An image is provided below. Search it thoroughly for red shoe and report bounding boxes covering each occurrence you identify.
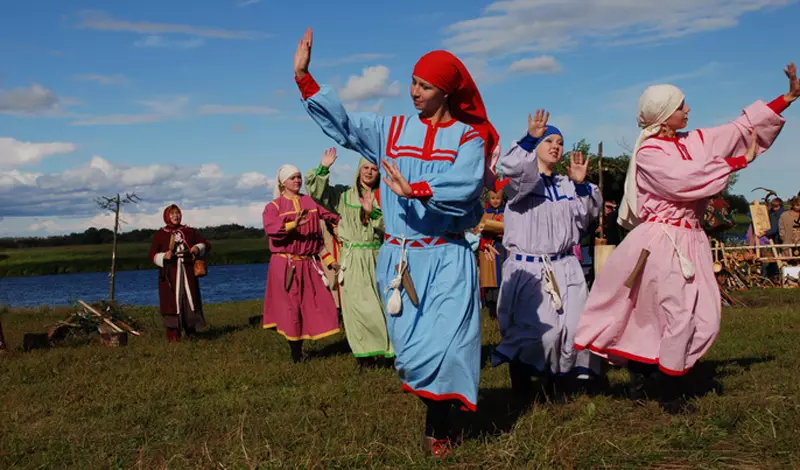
[421,436,452,460]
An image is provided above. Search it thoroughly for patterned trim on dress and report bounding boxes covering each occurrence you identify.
[262,323,341,341]
[383,234,464,248]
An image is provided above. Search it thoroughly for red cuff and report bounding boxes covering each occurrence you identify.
[494,178,510,193]
[408,182,433,199]
[295,73,321,100]
[725,155,748,171]
[767,95,789,115]
[479,238,487,250]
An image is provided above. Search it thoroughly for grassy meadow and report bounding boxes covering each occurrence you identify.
[0,238,271,277]
[0,289,798,469]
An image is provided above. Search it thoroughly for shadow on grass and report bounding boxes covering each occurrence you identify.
[451,385,536,442]
[602,355,777,400]
[194,324,250,341]
[480,343,497,369]
[306,337,352,360]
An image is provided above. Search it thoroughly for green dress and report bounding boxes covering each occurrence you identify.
[305,159,394,358]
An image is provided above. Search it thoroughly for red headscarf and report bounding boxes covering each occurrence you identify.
[162,204,183,230]
[412,50,502,189]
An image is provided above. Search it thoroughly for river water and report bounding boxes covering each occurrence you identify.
[0,263,269,308]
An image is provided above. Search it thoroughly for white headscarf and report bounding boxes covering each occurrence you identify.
[617,84,685,230]
[273,164,301,199]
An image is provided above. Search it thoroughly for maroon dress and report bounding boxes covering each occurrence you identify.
[148,225,211,332]
[262,194,341,341]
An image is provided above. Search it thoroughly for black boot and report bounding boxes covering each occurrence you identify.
[509,361,533,403]
[657,373,694,414]
[289,340,304,363]
[627,361,657,402]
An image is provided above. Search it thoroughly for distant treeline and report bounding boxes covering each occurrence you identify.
[0,224,264,250]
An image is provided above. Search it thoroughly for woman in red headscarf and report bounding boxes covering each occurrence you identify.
[148,204,211,342]
[293,28,500,458]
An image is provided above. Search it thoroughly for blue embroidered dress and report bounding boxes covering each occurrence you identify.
[300,78,484,411]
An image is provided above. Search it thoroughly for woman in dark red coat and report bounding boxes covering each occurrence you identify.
[148,204,211,342]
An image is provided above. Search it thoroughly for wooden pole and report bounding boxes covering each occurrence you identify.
[597,142,605,241]
[109,193,120,301]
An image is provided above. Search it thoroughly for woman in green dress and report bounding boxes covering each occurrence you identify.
[306,147,394,369]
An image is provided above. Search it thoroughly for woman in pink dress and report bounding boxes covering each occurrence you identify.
[262,164,341,363]
[575,62,799,411]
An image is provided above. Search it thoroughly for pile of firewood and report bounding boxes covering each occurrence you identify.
[45,300,142,347]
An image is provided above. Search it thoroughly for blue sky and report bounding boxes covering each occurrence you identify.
[1,0,799,236]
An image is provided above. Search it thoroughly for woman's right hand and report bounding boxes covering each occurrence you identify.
[744,127,759,164]
[294,28,312,79]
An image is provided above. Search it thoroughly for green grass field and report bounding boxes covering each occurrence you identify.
[0,238,271,277]
[0,289,798,469]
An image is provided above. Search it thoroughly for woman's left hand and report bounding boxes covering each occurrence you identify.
[190,245,200,255]
[381,159,412,198]
[567,151,589,184]
[784,62,799,103]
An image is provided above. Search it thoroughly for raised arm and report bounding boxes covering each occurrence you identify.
[698,62,796,160]
[500,137,543,205]
[294,29,386,164]
[636,146,745,202]
[566,151,602,231]
[304,147,348,211]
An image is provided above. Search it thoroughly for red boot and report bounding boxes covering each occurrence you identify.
[166,328,181,343]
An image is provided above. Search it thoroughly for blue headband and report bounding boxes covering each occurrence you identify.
[521,125,563,149]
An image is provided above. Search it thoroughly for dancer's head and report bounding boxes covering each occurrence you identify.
[275,164,302,199]
[533,125,564,169]
[357,158,379,189]
[770,197,784,212]
[411,50,500,189]
[487,189,503,209]
[163,204,182,227]
[638,84,689,135]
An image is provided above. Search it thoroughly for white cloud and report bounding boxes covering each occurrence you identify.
[0,138,77,168]
[508,55,562,74]
[0,157,275,224]
[442,0,794,57]
[197,104,278,116]
[343,100,384,113]
[75,10,266,39]
[0,84,66,116]
[317,53,395,68]
[73,74,128,85]
[339,66,401,103]
[237,0,265,7]
[133,35,205,49]
[1,202,272,237]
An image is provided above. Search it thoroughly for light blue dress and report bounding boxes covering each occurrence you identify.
[302,83,484,410]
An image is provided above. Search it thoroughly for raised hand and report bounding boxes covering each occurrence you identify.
[527,109,550,138]
[567,151,589,183]
[321,147,337,167]
[745,127,759,164]
[381,158,412,198]
[294,28,313,78]
[784,62,799,103]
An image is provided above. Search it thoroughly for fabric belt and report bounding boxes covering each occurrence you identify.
[512,252,573,263]
[276,253,314,260]
[646,216,701,229]
[342,241,382,249]
[384,233,464,248]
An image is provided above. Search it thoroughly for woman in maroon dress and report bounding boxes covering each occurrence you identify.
[148,204,211,342]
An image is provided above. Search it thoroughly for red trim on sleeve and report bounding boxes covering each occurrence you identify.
[725,155,748,171]
[479,237,487,250]
[295,73,321,100]
[408,181,433,199]
[374,188,381,206]
[493,178,510,192]
[696,129,704,145]
[767,95,789,115]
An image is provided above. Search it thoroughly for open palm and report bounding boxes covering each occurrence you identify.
[567,151,589,183]
[294,28,312,77]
